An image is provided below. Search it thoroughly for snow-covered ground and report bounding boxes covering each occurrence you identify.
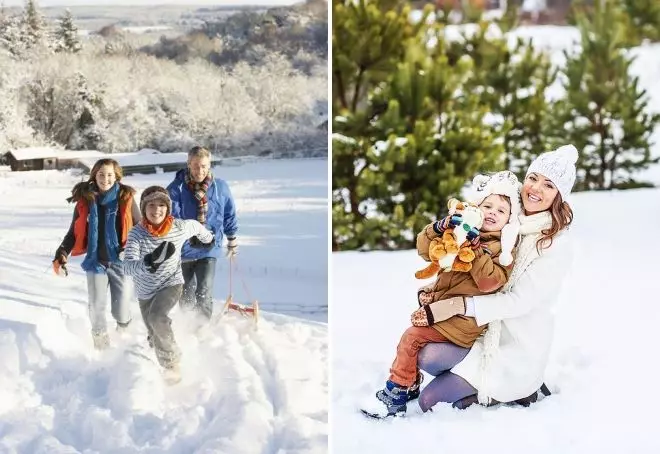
[0,158,328,453]
[331,187,660,453]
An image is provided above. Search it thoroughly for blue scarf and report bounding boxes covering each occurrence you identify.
[81,183,120,273]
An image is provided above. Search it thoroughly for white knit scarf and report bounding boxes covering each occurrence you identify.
[478,211,553,404]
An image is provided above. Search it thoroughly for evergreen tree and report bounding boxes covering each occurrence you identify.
[553,0,660,191]
[620,0,660,44]
[332,0,430,250]
[0,15,26,57]
[54,9,81,53]
[332,0,505,250]
[444,20,557,180]
[22,0,48,50]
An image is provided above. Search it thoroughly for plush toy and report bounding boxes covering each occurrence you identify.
[415,198,484,279]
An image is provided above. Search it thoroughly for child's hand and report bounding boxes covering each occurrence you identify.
[411,306,431,327]
[417,290,433,306]
[466,227,480,241]
[144,241,176,273]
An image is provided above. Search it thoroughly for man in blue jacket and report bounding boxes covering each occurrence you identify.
[167,146,238,320]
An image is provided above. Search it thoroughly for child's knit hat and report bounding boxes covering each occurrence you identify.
[140,186,172,218]
[468,170,522,267]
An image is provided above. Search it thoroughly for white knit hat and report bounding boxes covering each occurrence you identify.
[526,144,579,201]
[468,170,522,267]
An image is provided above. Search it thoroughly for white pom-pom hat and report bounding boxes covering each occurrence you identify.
[468,170,522,267]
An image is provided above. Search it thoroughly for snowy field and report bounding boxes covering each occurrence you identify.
[0,158,328,453]
[331,186,660,453]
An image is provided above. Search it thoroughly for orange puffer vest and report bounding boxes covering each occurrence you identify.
[70,193,134,256]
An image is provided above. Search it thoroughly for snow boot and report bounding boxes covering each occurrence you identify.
[360,380,409,419]
[162,363,181,385]
[116,320,131,333]
[407,371,424,401]
[92,331,110,350]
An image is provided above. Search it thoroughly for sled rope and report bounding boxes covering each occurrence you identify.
[223,255,259,326]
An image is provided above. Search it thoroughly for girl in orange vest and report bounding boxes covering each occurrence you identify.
[52,158,141,349]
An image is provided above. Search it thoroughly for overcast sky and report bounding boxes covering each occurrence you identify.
[2,0,300,6]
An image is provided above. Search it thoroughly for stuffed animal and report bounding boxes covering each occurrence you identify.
[415,198,484,279]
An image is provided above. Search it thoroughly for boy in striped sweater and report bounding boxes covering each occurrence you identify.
[122,186,214,384]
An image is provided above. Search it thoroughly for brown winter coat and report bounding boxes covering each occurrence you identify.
[416,223,515,348]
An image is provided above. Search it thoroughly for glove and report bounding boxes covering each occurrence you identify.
[417,287,434,307]
[467,228,481,249]
[144,241,176,273]
[52,248,68,277]
[433,214,462,234]
[466,226,480,242]
[226,237,238,258]
[189,235,215,249]
[411,297,466,327]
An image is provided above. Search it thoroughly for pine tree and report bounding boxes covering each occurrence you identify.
[0,14,26,57]
[444,20,557,180]
[54,9,81,53]
[332,0,505,250]
[22,0,48,50]
[332,0,431,250]
[620,0,660,44]
[553,0,660,191]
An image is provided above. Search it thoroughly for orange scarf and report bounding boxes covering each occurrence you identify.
[141,215,174,237]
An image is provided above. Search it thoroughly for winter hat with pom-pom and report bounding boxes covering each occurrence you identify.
[526,144,579,201]
[469,170,522,267]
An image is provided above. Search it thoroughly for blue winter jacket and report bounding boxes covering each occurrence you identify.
[167,170,238,260]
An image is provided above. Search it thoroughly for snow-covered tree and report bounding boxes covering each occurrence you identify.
[0,14,27,57]
[22,0,48,50]
[54,9,81,53]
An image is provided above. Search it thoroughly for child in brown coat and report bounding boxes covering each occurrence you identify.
[361,171,522,419]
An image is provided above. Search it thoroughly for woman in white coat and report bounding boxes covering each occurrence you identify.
[414,144,578,412]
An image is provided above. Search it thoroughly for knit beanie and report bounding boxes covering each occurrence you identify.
[140,186,172,218]
[468,170,522,267]
[526,144,579,201]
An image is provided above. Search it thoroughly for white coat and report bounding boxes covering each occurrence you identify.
[451,210,574,403]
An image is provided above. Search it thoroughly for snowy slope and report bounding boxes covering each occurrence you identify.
[0,158,328,453]
[331,187,660,453]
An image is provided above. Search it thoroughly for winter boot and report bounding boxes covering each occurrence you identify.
[116,320,131,333]
[407,371,424,401]
[92,331,110,350]
[452,394,501,410]
[360,380,409,419]
[162,363,181,385]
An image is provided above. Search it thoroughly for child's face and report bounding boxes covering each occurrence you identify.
[146,201,168,226]
[95,164,116,192]
[479,194,511,232]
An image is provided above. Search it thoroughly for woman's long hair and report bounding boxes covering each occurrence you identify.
[68,159,123,203]
[537,194,573,253]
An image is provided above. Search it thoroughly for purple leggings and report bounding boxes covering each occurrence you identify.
[417,342,477,412]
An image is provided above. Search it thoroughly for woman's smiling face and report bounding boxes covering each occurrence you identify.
[522,172,559,214]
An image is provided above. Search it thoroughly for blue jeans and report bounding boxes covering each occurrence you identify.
[86,262,132,334]
[180,257,217,319]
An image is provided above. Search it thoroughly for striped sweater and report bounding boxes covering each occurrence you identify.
[122,218,213,300]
